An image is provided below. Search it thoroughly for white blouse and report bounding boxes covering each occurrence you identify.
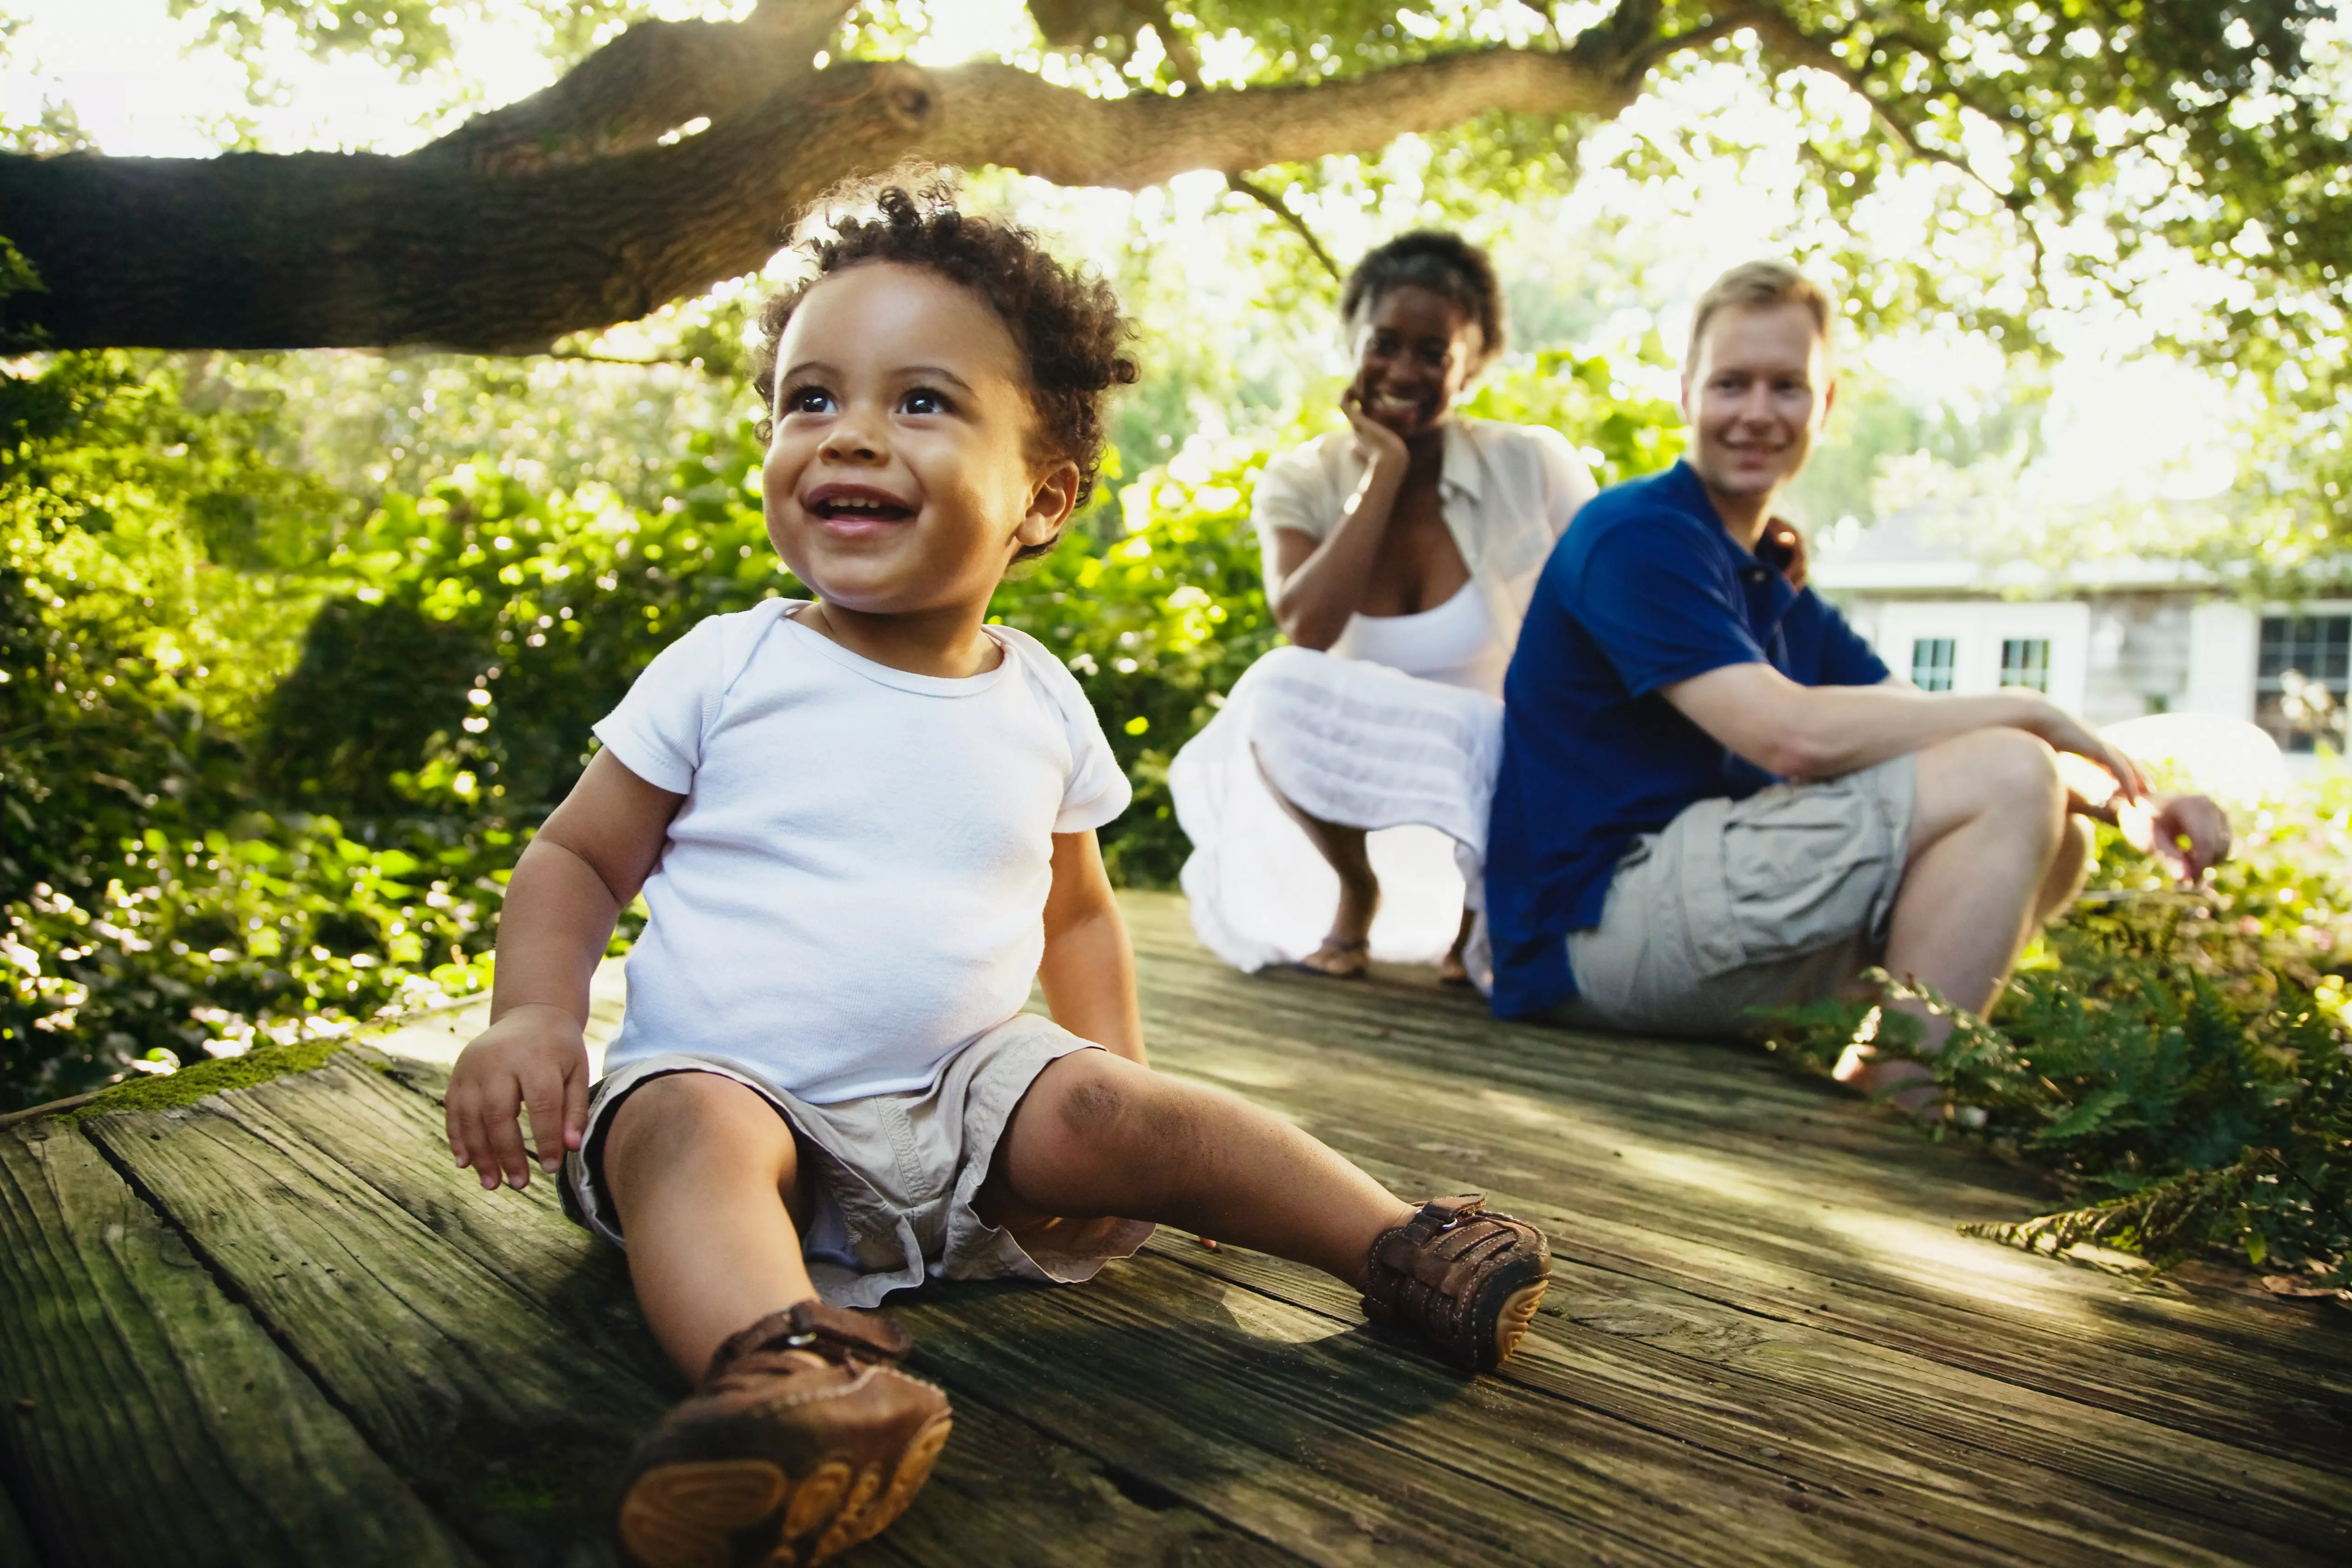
[1250,416,1598,660]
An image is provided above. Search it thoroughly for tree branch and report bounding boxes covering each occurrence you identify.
[418,0,856,175]
[916,51,1633,190]
[1224,172,1340,280]
[1,64,934,352]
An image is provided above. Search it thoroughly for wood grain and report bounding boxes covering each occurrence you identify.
[0,1124,471,1568]
[81,1086,668,1568]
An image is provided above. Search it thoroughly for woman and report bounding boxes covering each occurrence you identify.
[1170,232,1598,982]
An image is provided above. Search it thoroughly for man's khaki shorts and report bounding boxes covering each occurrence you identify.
[1553,754,1915,1039]
[562,1013,1154,1310]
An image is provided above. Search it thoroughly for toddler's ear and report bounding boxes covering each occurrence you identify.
[1016,460,1084,551]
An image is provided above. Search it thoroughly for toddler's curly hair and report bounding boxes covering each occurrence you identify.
[750,182,1140,561]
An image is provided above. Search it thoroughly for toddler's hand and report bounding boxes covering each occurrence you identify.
[445,1004,591,1193]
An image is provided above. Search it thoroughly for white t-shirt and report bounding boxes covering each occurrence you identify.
[591,599,1131,1103]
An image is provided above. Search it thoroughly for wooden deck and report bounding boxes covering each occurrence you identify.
[4,891,2349,1567]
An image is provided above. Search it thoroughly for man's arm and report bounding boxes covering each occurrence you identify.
[1663,661,2149,796]
[1039,829,1146,1065]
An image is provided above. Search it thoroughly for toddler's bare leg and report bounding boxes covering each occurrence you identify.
[978,1051,1414,1284]
[602,1072,819,1380]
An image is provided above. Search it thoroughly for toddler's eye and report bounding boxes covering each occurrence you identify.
[783,385,834,415]
[901,386,951,416]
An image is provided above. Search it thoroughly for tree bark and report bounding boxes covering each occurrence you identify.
[0,23,1641,351]
[418,0,859,175]
[0,65,935,353]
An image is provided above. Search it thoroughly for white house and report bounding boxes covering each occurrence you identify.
[1809,511,2333,761]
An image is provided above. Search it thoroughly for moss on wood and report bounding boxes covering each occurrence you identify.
[62,1039,346,1123]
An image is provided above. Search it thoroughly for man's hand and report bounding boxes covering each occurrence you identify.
[2018,700,2150,804]
[1764,517,1807,590]
[2121,792,2233,884]
[445,1004,591,1192]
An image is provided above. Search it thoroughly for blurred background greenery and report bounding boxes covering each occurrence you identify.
[5,0,2349,1290]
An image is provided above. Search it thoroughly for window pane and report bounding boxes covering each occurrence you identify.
[1909,637,1955,693]
[1999,638,2050,693]
[2256,615,2352,750]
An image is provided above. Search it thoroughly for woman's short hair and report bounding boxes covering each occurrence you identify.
[1686,261,1834,369]
[1338,231,1505,371]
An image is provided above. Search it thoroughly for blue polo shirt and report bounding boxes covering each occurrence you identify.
[1484,460,1889,1017]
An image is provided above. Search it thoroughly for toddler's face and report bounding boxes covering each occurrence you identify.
[761,261,1073,616]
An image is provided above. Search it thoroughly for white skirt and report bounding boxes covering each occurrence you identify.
[1167,644,1501,985]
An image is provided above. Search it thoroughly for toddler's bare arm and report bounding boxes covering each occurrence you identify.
[1038,830,1145,1064]
[445,750,683,1191]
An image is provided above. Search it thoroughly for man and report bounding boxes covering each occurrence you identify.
[1483,260,2229,1102]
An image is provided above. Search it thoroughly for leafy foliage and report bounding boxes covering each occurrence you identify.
[1760,805,2352,1296]
[0,308,1696,1111]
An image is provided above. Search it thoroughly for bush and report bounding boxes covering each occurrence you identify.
[1759,802,2352,1298]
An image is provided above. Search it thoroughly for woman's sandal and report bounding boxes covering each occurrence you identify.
[616,1301,953,1568]
[1360,1194,1552,1373]
[1295,937,1370,979]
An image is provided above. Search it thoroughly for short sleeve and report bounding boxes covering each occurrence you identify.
[1056,707,1132,833]
[591,616,727,794]
[1806,595,1893,687]
[1004,635,1133,832]
[1249,444,1331,544]
[1571,516,1765,697]
[1524,424,1598,540]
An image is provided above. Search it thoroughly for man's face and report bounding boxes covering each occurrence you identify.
[1680,303,1834,504]
[760,261,1069,616]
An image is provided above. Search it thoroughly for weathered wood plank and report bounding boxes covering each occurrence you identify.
[0,1451,40,1568]
[1144,1232,2349,1564]
[1120,968,2352,1469]
[866,1394,1305,1568]
[0,1123,473,1568]
[80,1085,670,1568]
[895,1253,2082,1568]
[257,1053,676,1392]
[1295,1096,2352,1472]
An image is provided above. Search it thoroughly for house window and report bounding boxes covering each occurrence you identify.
[1998,638,2051,693]
[1909,638,1956,692]
[2257,614,2352,753]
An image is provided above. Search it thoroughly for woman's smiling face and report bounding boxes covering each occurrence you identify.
[760,261,1074,616]
[1349,283,1483,439]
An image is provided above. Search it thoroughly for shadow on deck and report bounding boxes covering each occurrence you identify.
[3,891,2348,1566]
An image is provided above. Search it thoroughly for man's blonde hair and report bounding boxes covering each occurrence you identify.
[1686,261,1834,369]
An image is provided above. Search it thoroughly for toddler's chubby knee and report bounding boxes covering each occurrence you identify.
[607,1070,792,1172]
[1031,1050,1172,1152]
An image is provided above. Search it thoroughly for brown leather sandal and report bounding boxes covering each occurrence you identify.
[1360,1194,1551,1373]
[616,1301,952,1568]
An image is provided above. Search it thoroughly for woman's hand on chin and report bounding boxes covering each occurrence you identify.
[1340,385,1411,475]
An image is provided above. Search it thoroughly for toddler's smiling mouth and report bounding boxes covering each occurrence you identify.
[806,482,917,527]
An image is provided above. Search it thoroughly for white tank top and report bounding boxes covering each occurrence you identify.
[1328,580,1510,697]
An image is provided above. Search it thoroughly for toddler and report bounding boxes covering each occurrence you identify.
[443,185,1553,1568]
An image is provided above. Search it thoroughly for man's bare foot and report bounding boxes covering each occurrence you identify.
[1835,1051,1944,1120]
[1296,938,1370,979]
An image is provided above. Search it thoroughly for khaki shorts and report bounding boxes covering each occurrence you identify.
[562,1014,1154,1309]
[1554,754,1915,1039]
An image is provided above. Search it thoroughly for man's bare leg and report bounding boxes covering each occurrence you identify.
[1255,744,1378,976]
[979,1050,1414,1283]
[1843,729,2070,1105]
[602,1072,819,1380]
